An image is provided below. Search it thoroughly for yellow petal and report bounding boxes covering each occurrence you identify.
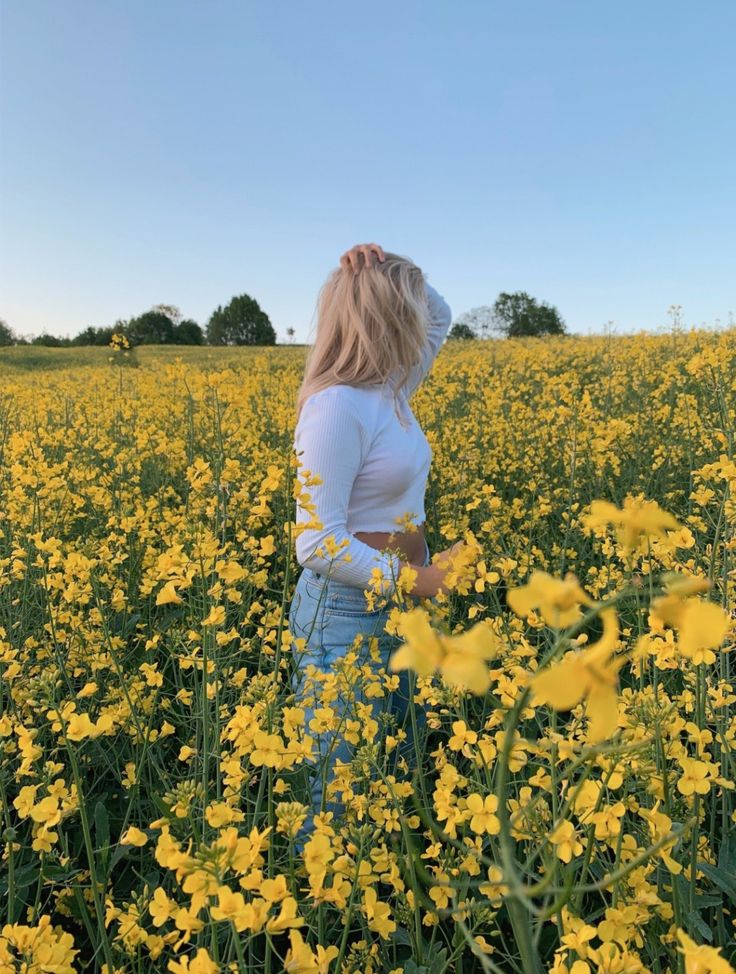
[388,643,438,677]
[440,653,492,694]
[156,581,183,606]
[585,684,619,743]
[532,655,588,711]
[678,601,730,656]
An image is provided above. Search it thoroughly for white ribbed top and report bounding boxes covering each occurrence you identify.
[292,281,452,597]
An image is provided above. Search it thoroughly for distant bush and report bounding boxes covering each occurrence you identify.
[72,326,117,346]
[206,294,276,345]
[31,333,72,347]
[448,322,476,340]
[172,319,204,345]
[0,318,15,346]
[492,291,567,338]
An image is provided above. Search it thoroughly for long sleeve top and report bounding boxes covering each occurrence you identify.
[292,281,452,598]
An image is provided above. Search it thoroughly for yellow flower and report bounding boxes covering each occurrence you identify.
[676,929,736,974]
[149,886,175,927]
[474,560,500,593]
[167,946,219,973]
[205,802,238,827]
[650,586,730,664]
[448,720,478,753]
[13,784,39,818]
[638,801,682,874]
[303,831,334,879]
[29,795,61,827]
[582,495,681,553]
[531,608,621,743]
[249,731,284,768]
[440,623,504,694]
[362,887,397,939]
[120,826,148,847]
[387,608,443,677]
[478,864,508,907]
[210,885,250,932]
[265,895,304,933]
[464,793,500,835]
[65,712,100,741]
[507,571,593,628]
[155,580,183,606]
[284,927,321,973]
[389,609,502,695]
[202,604,226,627]
[549,820,583,863]
[677,758,716,797]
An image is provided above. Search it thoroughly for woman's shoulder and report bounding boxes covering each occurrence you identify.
[304,383,384,407]
[298,384,386,439]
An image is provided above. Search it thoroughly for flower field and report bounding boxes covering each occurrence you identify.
[1,330,735,974]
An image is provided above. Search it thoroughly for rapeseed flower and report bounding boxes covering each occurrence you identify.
[388,607,503,693]
[507,570,593,628]
[531,608,622,742]
[650,576,731,664]
[676,929,736,974]
[582,495,681,554]
[3,330,735,971]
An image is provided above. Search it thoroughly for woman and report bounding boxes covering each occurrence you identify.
[288,242,463,853]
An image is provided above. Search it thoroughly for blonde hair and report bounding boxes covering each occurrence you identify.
[295,251,429,425]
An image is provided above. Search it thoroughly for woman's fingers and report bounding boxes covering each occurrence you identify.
[361,243,385,269]
[340,243,386,271]
[362,243,385,268]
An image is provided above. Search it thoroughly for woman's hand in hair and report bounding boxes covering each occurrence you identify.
[340,243,386,272]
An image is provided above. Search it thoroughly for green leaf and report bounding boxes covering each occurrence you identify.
[718,832,736,872]
[390,926,412,947]
[698,861,736,905]
[686,909,713,942]
[94,800,110,870]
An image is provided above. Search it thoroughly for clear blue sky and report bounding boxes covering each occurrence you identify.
[1,0,734,340]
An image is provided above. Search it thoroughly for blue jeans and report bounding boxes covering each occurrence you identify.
[288,537,433,852]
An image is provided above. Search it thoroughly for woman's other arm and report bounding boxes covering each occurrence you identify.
[395,541,466,599]
[403,281,453,398]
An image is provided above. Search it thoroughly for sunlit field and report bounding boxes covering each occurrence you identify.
[1,331,734,974]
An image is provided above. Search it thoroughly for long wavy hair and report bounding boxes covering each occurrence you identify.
[295,251,430,426]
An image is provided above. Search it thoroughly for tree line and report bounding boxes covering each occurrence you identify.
[0,289,567,348]
[449,291,566,340]
[0,293,278,347]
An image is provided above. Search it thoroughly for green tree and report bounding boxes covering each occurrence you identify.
[126,310,176,345]
[151,304,182,325]
[448,322,476,340]
[453,306,495,339]
[206,294,275,346]
[492,291,566,338]
[0,318,15,346]
[72,326,116,346]
[31,333,70,346]
[173,319,204,345]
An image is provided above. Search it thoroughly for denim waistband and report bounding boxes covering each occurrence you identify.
[303,536,431,590]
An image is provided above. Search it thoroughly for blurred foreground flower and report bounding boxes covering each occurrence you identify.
[581,495,681,554]
[388,608,503,694]
[531,608,622,743]
[676,929,736,974]
[649,573,731,664]
[507,570,593,628]
[109,332,130,351]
